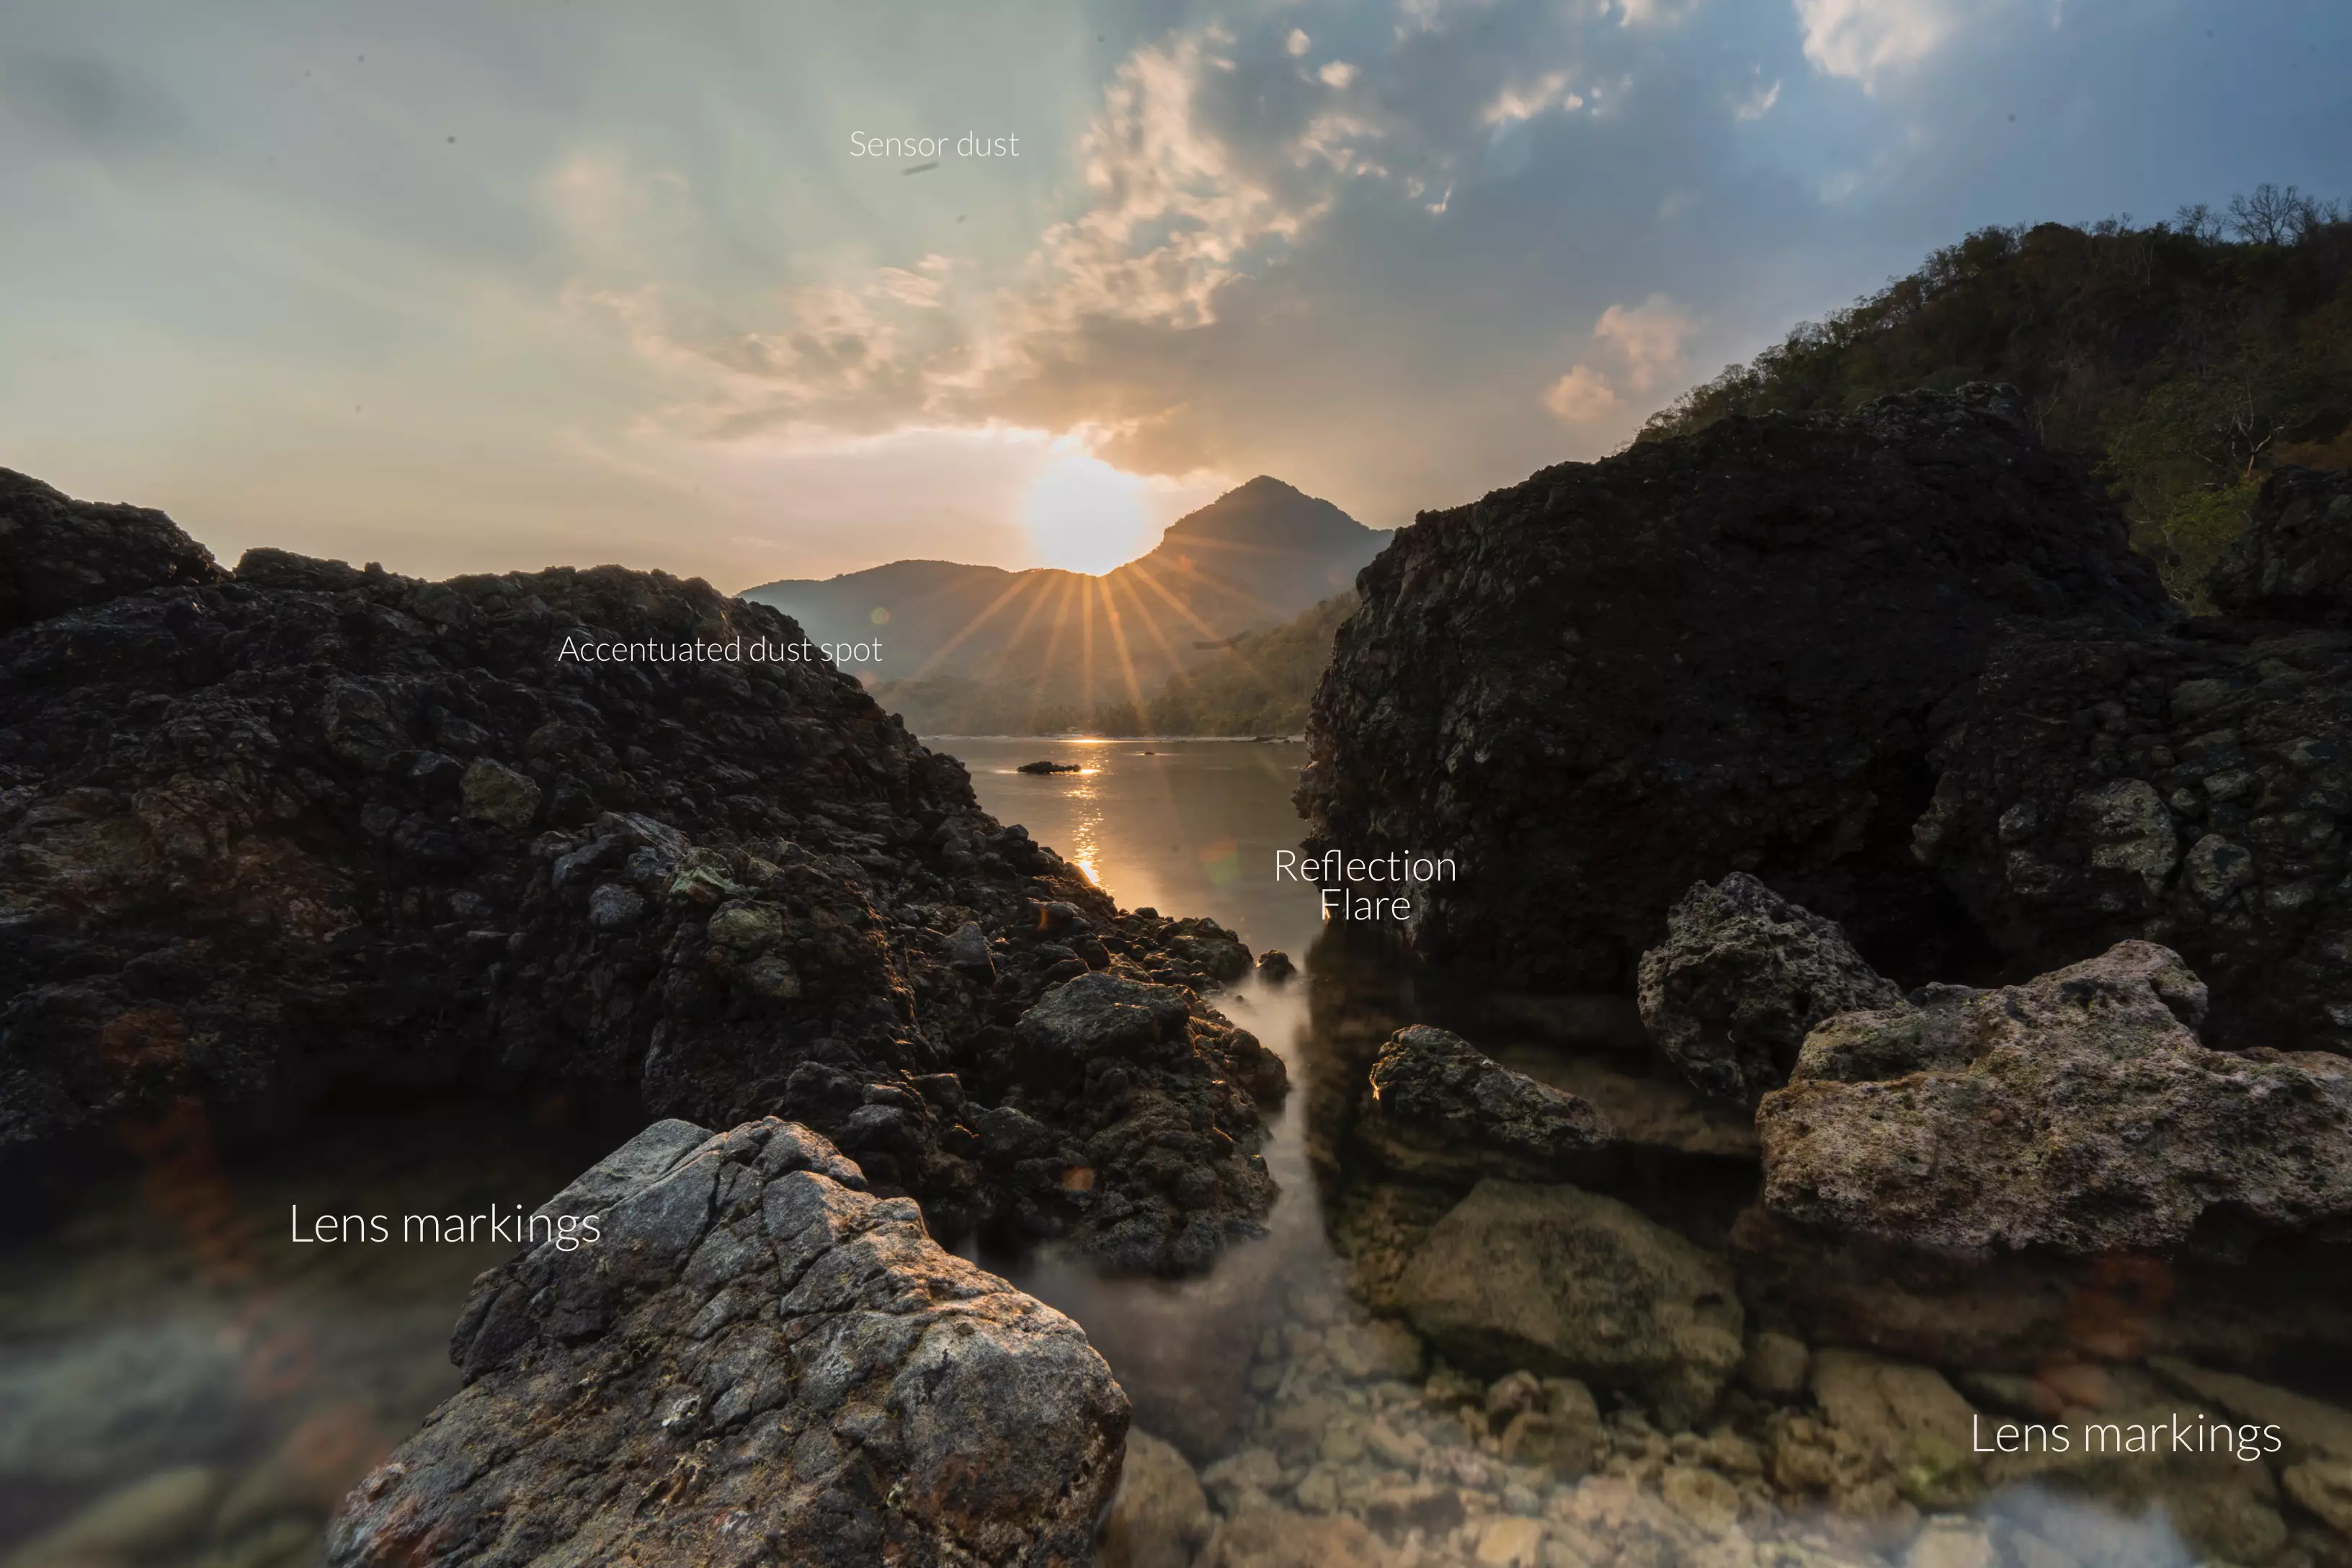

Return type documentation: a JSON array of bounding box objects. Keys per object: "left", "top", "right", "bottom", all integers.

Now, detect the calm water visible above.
[{"left": 1, "top": 736, "right": 2330, "bottom": 1567}]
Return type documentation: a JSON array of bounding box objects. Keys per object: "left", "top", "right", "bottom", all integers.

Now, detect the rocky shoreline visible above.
[
  {"left": 0, "top": 468, "right": 1282, "bottom": 1276},
  {"left": 13, "top": 397, "right": 2352, "bottom": 1568}
]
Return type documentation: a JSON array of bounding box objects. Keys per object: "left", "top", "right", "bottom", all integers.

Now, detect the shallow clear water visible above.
[
  {"left": 0, "top": 1100, "right": 631, "bottom": 1567},
  {"left": 3, "top": 736, "right": 2336, "bottom": 1568},
  {"left": 945, "top": 736, "right": 2324, "bottom": 1568}
]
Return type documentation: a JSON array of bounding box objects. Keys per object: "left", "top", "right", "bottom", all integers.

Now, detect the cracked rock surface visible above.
[
  {"left": 1355, "top": 1025, "right": 1616, "bottom": 1183},
  {"left": 328, "top": 1118, "right": 1128, "bottom": 1568},
  {"left": 1299, "top": 386, "right": 2171, "bottom": 992},
  {"left": 1758, "top": 940, "right": 2352, "bottom": 1255},
  {"left": 1636, "top": 873, "right": 1905, "bottom": 1108}
]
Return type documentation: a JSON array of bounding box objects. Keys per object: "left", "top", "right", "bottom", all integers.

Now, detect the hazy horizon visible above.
[{"left": 4, "top": 0, "right": 2344, "bottom": 591}]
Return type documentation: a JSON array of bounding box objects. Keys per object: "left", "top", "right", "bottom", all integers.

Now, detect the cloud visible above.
[
  {"left": 1794, "top": 0, "right": 1987, "bottom": 87},
  {"left": 1734, "top": 76, "right": 1783, "bottom": 120},
  {"left": 1544, "top": 364, "right": 1622, "bottom": 423},
  {"left": 1482, "top": 72, "right": 1584, "bottom": 128},
  {"left": 11, "top": 0, "right": 2335, "bottom": 588},
  {"left": 1593, "top": 293, "right": 1697, "bottom": 391}
]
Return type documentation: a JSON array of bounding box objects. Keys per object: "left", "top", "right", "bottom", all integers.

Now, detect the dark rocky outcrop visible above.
[
  {"left": 1758, "top": 940, "right": 2352, "bottom": 1256},
  {"left": 1636, "top": 873, "right": 1905, "bottom": 1107},
  {"left": 0, "top": 473, "right": 1280, "bottom": 1270},
  {"left": 327, "top": 1118, "right": 1128, "bottom": 1567},
  {"left": 0, "top": 468, "right": 222, "bottom": 635},
  {"left": 2209, "top": 466, "right": 2352, "bottom": 623},
  {"left": 1912, "top": 617, "right": 2352, "bottom": 1049},
  {"left": 1355, "top": 1024, "right": 1614, "bottom": 1182},
  {"left": 1299, "top": 386, "right": 2171, "bottom": 992}
]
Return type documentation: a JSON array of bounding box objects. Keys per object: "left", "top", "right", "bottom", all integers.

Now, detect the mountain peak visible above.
[{"left": 1154, "top": 476, "right": 1378, "bottom": 553}]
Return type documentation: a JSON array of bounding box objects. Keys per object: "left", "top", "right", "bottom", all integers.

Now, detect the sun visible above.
[{"left": 1022, "top": 453, "right": 1154, "bottom": 574}]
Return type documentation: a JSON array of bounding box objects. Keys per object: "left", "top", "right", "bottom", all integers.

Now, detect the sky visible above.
[{"left": 1, "top": 0, "right": 2346, "bottom": 587}]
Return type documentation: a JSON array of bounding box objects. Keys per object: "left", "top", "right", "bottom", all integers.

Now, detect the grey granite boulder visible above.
[
  {"left": 1357, "top": 1025, "right": 1616, "bottom": 1182},
  {"left": 1636, "top": 873, "right": 1906, "bottom": 1107},
  {"left": 1758, "top": 940, "right": 2352, "bottom": 1255},
  {"left": 327, "top": 1118, "right": 1128, "bottom": 1567},
  {"left": 1396, "top": 1179, "right": 1743, "bottom": 1427}
]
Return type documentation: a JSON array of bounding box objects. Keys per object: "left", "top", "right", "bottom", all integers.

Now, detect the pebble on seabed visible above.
[{"left": 1100, "top": 1279, "right": 2328, "bottom": 1568}]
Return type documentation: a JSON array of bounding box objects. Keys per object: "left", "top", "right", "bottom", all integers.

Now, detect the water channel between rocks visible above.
[{"left": 1, "top": 736, "right": 2342, "bottom": 1568}]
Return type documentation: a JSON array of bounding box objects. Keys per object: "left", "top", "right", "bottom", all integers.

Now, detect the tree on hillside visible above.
[{"left": 1642, "top": 189, "right": 2352, "bottom": 607}]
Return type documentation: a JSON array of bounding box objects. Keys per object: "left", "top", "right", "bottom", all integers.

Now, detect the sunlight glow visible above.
[{"left": 1023, "top": 453, "right": 1155, "bottom": 574}]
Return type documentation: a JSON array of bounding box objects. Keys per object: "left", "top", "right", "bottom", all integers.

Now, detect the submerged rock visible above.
[
  {"left": 1097, "top": 1430, "right": 1212, "bottom": 1568},
  {"left": 1299, "top": 386, "right": 2170, "bottom": 991},
  {"left": 328, "top": 1118, "right": 1128, "bottom": 1567},
  {"left": 1396, "top": 1179, "right": 1743, "bottom": 1427},
  {"left": 1758, "top": 940, "right": 2352, "bottom": 1255},
  {"left": 1355, "top": 1024, "right": 1615, "bottom": 1182},
  {"left": 0, "top": 471, "right": 1280, "bottom": 1269},
  {"left": 1637, "top": 872, "right": 1906, "bottom": 1107}
]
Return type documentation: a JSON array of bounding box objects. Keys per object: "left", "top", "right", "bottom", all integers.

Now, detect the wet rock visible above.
[
  {"left": 1809, "top": 1350, "right": 1982, "bottom": 1509},
  {"left": 1497, "top": 1377, "right": 1603, "bottom": 1476},
  {"left": 1758, "top": 940, "right": 2352, "bottom": 1255},
  {"left": 1474, "top": 1515, "right": 1546, "bottom": 1565},
  {"left": 328, "top": 1118, "right": 1128, "bottom": 1567},
  {"left": 1099, "top": 1429, "right": 1212, "bottom": 1568},
  {"left": 1903, "top": 1520, "right": 1998, "bottom": 1568},
  {"left": 2148, "top": 1357, "right": 2352, "bottom": 1464},
  {"left": 8, "top": 1464, "right": 226, "bottom": 1563},
  {"left": 1015, "top": 971, "right": 1194, "bottom": 1061},
  {"left": 1636, "top": 872, "right": 1905, "bottom": 1107},
  {"left": 0, "top": 493, "right": 1280, "bottom": 1268},
  {"left": 1299, "top": 386, "right": 2171, "bottom": 991},
  {"left": 1658, "top": 1464, "right": 1742, "bottom": 1537},
  {"left": 2284, "top": 1460, "right": 2352, "bottom": 1536},
  {"left": 1257, "top": 948, "right": 1296, "bottom": 982},
  {"left": 1732, "top": 1200, "right": 2352, "bottom": 1371},
  {"left": 1396, "top": 1179, "right": 1744, "bottom": 1427},
  {"left": 1213, "top": 1504, "right": 1384, "bottom": 1567},
  {"left": 0, "top": 467, "right": 223, "bottom": 635},
  {"left": 1911, "top": 617, "right": 2352, "bottom": 1051},
  {"left": 1355, "top": 1025, "right": 1616, "bottom": 1182},
  {"left": 1325, "top": 1318, "right": 1426, "bottom": 1382},
  {"left": 2209, "top": 465, "right": 2352, "bottom": 623},
  {"left": 1741, "top": 1329, "right": 1812, "bottom": 1402}
]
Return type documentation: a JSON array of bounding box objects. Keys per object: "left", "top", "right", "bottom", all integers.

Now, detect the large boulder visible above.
[
  {"left": 1396, "top": 1179, "right": 1743, "bottom": 1426},
  {"left": 2209, "top": 466, "right": 2352, "bottom": 623},
  {"left": 1758, "top": 940, "right": 2352, "bottom": 1254},
  {"left": 0, "top": 468, "right": 222, "bottom": 636},
  {"left": 328, "top": 1118, "right": 1128, "bottom": 1567},
  {"left": 1355, "top": 1024, "right": 1615, "bottom": 1182},
  {"left": 0, "top": 476, "right": 1278, "bottom": 1268},
  {"left": 1912, "top": 618, "right": 2352, "bottom": 1051},
  {"left": 1636, "top": 873, "right": 1907, "bottom": 1107},
  {"left": 1298, "top": 386, "right": 2171, "bottom": 990}
]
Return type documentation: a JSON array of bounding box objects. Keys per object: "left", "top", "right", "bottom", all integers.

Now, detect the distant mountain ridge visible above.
[{"left": 742, "top": 476, "right": 1386, "bottom": 716}]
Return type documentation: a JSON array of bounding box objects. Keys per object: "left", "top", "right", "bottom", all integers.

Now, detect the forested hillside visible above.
[{"left": 1642, "top": 185, "right": 2352, "bottom": 604}]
